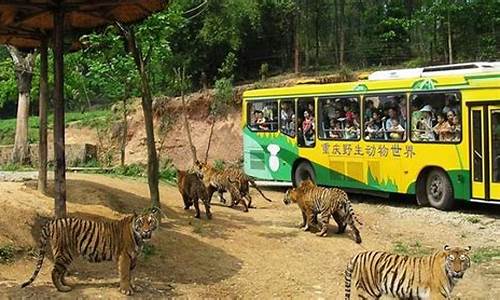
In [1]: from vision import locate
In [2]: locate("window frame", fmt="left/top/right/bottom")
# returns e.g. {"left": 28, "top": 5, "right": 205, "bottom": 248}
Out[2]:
{"left": 279, "top": 98, "right": 296, "bottom": 138}
{"left": 246, "top": 99, "right": 279, "bottom": 133}
{"left": 317, "top": 95, "right": 362, "bottom": 142}
{"left": 362, "top": 93, "right": 409, "bottom": 143}
{"left": 409, "top": 90, "right": 462, "bottom": 145}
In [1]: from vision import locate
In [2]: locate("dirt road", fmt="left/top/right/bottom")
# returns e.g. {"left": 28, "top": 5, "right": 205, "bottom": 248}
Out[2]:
{"left": 0, "top": 174, "right": 498, "bottom": 299}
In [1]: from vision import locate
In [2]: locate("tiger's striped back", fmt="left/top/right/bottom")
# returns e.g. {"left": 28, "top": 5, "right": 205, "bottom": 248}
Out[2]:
{"left": 21, "top": 212, "right": 158, "bottom": 293}
{"left": 345, "top": 246, "right": 472, "bottom": 299}
{"left": 284, "top": 180, "right": 362, "bottom": 243}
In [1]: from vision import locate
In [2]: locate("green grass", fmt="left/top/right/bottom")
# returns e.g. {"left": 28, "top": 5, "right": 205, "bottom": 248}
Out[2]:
{"left": 141, "top": 244, "right": 156, "bottom": 260}
{"left": 0, "top": 109, "right": 114, "bottom": 145}
{"left": 471, "top": 247, "right": 500, "bottom": 264}
{"left": 464, "top": 216, "right": 481, "bottom": 224}
{"left": 0, "top": 163, "right": 35, "bottom": 171}
{"left": 0, "top": 245, "right": 15, "bottom": 264}
{"left": 392, "top": 241, "right": 433, "bottom": 256}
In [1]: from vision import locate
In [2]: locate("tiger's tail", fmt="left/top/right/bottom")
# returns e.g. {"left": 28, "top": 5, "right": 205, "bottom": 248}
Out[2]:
{"left": 344, "top": 256, "right": 356, "bottom": 300}
{"left": 248, "top": 179, "right": 273, "bottom": 202}
{"left": 21, "top": 223, "right": 50, "bottom": 288}
{"left": 345, "top": 199, "right": 363, "bottom": 226}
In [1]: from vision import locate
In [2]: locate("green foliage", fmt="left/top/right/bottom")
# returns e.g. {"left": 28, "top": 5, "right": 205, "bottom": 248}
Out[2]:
{"left": 213, "top": 159, "right": 226, "bottom": 172}
{"left": 211, "top": 78, "right": 233, "bottom": 117}
{"left": 392, "top": 241, "right": 433, "bottom": 256}
{"left": 0, "top": 245, "right": 15, "bottom": 264}
{"left": 113, "top": 163, "right": 146, "bottom": 177}
{"left": 465, "top": 216, "right": 481, "bottom": 224}
{"left": 141, "top": 244, "right": 156, "bottom": 260}
{"left": 471, "top": 247, "right": 500, "bottom": 264}
{"left": 0, "top": 163, "right": 34, "bottom": 171}
{"left": 259, "top": 63, "right": 269, "bottom": 81}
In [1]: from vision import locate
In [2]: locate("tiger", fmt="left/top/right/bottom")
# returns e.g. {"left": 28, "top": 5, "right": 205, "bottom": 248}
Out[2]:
{"left": 283, "top": 179, "right": 362, "bottom": 243}
{"left": 195, "top": 160, "right": 272, "bottom": 210}
{"left": 344, "top": 245, "right": 472, "bottom": 300}
{"left": 177, "top": 169, "right": 212, "bottom": 219}
{"left": 21, "top": 209, "right": 159, "bottom": 295}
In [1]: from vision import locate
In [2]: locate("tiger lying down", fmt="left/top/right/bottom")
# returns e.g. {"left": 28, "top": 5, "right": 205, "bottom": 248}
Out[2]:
{"left": 21, "top": 210, "right": 159, "bottom": 295}
{"left": 284, "top": 179, "right": 362, "bottom": 243}
{"left": 345, "top": 245, "right": 472, "bottom": 300}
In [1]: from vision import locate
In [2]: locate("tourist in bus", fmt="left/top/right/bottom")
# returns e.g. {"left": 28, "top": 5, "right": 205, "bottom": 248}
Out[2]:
{"left": 388, "top": 118, "right": 405, "bottom": 140}
{"left": 345, "top": 119, "right": 359, "bottom": 140}
{"left": 329, "top": 119, "right": 343, "bottom": 139}
{"left": 254, "top": 110, "right": 269, "bottom": 131}
{"left": 280, "top": 102, "right": 294, "bottom": 134}
{"left": 447, "top": 110, "right": 461, "bottom": 141}
{"left": 303, "top": 110, "right": 315, "bottom": 145}
{"left": 365, "top": 110, "right": 384, "bottom": 140}
{"left": 384, "top": 107, "right": 405, "bottom": 140}
{"left": 433, "top": 112, "right": 453, "bottom": 141}
{"left": 365, "top": 100, "right": 374, "bottom": 120}
{"left": 442, "top": 95, "right": 458, "bottom": 115}
{"left": 415, "top": 105, "right": 435, "bottom": 141}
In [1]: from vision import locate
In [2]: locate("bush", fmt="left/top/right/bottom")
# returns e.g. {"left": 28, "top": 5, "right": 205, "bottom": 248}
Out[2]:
{"left": 260, "top": 63, "right": 269, "bottom": 81}
{"left": 338, "top": 66, "right": 355, "bottom": 82}
{"left": 0, "top": 245, "right": 15, "bottom": 264}
{"left": 212, "top": 77, "right": 233, "bottom": 117}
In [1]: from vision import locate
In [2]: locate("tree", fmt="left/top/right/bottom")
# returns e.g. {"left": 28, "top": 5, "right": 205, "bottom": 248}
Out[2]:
{"left": 117, "top": 23, "right": 160, "bottom": 209}
{"left": 7, "top": 46, "right": 36, "bottom": 165}
{"left": 173, "top": 67, "right": 198, "bottom": 164}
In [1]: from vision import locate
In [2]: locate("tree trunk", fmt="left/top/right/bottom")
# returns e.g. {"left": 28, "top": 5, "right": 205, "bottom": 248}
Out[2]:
{"left": 38, "top": 38, "right": 48, "bottom": 194}
{"left": 121, "top": 25, "right": 160, "bottom": 209}
{"left": 181, "top": 93, "right": 198, "bottom": 164}
{"left": 315, "top": 0, "right": 320, "bottom": 67}
{"left": 7, "top": 46, "right": 35, "bottom": 165}
{"left": 120, "top": 96, "right": 128, "bottom": 167}
{"left": 447, "top": 10, "right": 453, "bottom": 64}
{"left": 338, "top": 0, "right": 345, "bottom": 66}
{"left": 204, "top": 117, "right": 215, "bottom": 163}
{"left": 53, "top": 8, "right": 67, "bottom": 218}
{"left": 294, "top": 12, "right": 300, "bottom": 74}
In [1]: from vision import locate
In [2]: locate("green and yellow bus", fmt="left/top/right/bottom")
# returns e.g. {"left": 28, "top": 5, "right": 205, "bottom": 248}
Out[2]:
{"left": 242, "top": 63, "right": 500, "bottom": 210}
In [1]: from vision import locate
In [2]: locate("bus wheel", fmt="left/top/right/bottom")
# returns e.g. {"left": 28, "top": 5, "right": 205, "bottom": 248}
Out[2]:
{"left": 425, "top": 169, "right": 454, "bottom": 210}
{"left": 293, "top": 161, "right": 315, "bottom": 187}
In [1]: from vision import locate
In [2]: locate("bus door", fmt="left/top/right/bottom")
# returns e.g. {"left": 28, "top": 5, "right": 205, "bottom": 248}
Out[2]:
{"left": 469, "top": 104, "right": 500, "bottom": 201}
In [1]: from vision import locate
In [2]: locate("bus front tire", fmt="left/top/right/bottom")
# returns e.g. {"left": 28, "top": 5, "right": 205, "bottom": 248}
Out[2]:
{"left": 293, "top": 161, "right": 315, "bottom": 187}
{"left": 424, "top": 169, "right": 454, "bottom": 211}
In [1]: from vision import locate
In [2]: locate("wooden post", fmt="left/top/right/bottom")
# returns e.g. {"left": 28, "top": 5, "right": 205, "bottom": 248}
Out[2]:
{"left": 38, "top": 37, "right": 48, "bottom": 194}
{"left": 53, "top": 6, "right": 67, "bottom": 218}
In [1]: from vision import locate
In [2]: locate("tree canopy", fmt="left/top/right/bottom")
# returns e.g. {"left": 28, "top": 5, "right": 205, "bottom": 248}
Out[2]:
{"left": 0, "top": 0, "right": 498, "bottom": 116}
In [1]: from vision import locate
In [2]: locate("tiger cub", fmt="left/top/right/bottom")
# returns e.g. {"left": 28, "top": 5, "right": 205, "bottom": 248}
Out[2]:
{"left": 195, "top": 161, "right": 272, "bottom": 210}
{"left": 177, "top": 169, "right": 212, "bottom": 219}
{"left": 283, "top": 179, "right": 362, "bottom": 243}
{"left": 344, "top": 245, "right": 472, "bottom": 300}
{"left": 21, "top": 210, "right": 159, "bottom": 295}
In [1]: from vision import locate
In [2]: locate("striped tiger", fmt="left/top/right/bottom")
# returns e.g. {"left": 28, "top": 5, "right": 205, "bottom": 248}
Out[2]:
{"left": 177, "top": 169, "right": 212, "bottom": 219}
{"left": 195, "top": 161, "right": 272, "bottom": 211}
{"left": 21, "top": 210, "right": 159, "bottom": 295}
{"left": 283, "top": 179, "right": 362, "bottom": 243}
{"left": 344, "top": 245, "right": 472, "bottom": 300}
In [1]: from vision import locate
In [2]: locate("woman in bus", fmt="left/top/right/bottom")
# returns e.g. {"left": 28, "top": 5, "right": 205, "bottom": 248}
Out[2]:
{"left": 302, "top": 110, "right": 315, "bottom": 145}
{"left": 433, "top": 112, "right": 453, "bottom": 141}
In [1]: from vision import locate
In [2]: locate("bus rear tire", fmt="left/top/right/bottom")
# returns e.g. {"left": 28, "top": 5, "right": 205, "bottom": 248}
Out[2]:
{"left": 425, "top": 169, "right": 454, "bottom": 211}
{"left": 293, "top": 161, "right": 315, "bottom": 187}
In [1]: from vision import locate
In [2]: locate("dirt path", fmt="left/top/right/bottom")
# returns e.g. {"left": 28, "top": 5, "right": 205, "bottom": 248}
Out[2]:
{"left": 0, "top": 174, "right": 498, "bottom": 299}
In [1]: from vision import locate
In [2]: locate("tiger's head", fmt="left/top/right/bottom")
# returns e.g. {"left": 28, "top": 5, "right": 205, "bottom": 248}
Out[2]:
{"left": 443, "top": 245, "right": 471, "bottom": 279}
{"left": 283, "top": 188, "right": 298, "bottom": 205}
{"left": 132, "top": 209, "right": 159, "bottom": 241}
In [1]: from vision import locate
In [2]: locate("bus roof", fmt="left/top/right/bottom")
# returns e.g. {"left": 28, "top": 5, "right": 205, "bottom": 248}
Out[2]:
{"left": 243, "top": 69, "right": 500, "bottom": 100}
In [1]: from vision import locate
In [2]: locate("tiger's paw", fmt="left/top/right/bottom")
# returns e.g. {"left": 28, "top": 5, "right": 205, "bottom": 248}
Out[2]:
{"left": 316, "top": 231, "right": 328, "bottom": 237}
{"left": 302, "top": 225, "right": 310, "bottom": 232}
{"left": 194, "top": 214, "right": 201, "bottom": 219}
{"left": 120, "top": 286, "right": 134, "bottom": 296}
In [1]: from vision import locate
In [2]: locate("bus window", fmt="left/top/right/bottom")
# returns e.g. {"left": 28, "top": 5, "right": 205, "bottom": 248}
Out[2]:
{"left": 492, "top": 110, "right": 500, "bottom": 182}
{"left": 409, "top": 92, "right": 461, "bottom": 143}
{"left": 247, "top": 100, "right": 278, "bottom": 132}
{"left": 364, "top": 94, "right": 407, "bottom": 141}
{"left": 280, "top": 99, "right": 295, "bottom": 137}
{"left": 319, "top": 96, "right": 360, "bottom": 140}
{"left": 297, "top": 98, "right": 315, "bottom": 147}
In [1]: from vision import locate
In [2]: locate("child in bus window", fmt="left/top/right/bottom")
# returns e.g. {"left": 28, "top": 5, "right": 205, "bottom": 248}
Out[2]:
{"left": 329, "top": 119, "right": 343, "bottom": 139}
{"left": 388, "top": 118, "right": 405, "bottom": 140}
{"left": 345, "top": 120, "right": 359, "bottom": 140}
{"left": 433, "top": 112, "right": 453, "bottom": 141}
